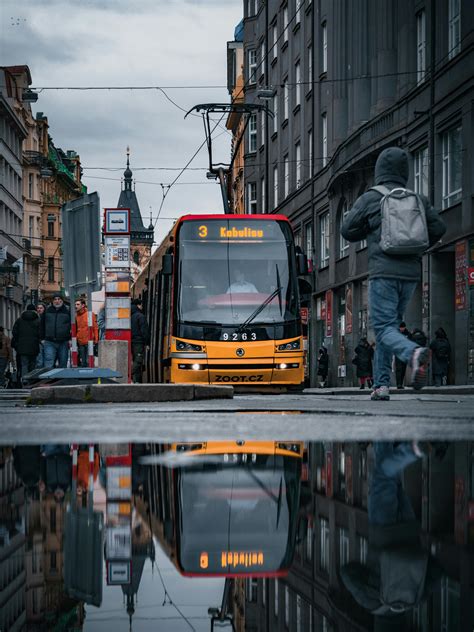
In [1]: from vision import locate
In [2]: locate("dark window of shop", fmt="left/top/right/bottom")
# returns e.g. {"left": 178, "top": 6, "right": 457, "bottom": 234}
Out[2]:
{"left": 48, "top": 257, "right": 55, "bottom": 282}
{"left": 50, "top": 507, "right": 56, "bottom": 533}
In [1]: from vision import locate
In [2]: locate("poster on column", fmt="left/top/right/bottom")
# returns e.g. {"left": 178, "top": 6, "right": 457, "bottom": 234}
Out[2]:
{"left": 105, "top": 236, "right": 131, "bottom": 269}
{"left": 455, "top": 241, "right": 467, "bottom": 311}
{"left": 345, "top": 285, "right": 353, "bottom": 334}
{"left": 325, "top": 290, "right": 333, "bottom": 337}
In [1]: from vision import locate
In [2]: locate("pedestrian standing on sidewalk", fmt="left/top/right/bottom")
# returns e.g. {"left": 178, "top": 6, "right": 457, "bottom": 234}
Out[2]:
{"left": 411, "top": 327, "right": 427, "bottom": 348}
{"left": 353, "top": 337, "right": 374, "bottom": 389}
{"left": 12, "top": 304, "right": 41, "bottom": 384}
{"left": 341, "top": 147, "right": 446, "bottom": 400}
{"left": 394, "top": 322, "right": 411, "bottom": 389}
{"left": 430, "top": 327, "right": 451, "bottom": 387}
{"left": 131, "top": 298, "right": 150, "bottom": 383}
{"left": 74, "top": 298, "right": 98, "bottom": 367}
{"left": 36, "top": 302, "right": 46, "bottom": 368}
{"left": 97, "top": 303, "right": 106, "bottom": 340}
{"left": 0, "top": 326, "right": 12, "bottom": 386}
{"left": 317, "top": 346, "right": 329, "bottom": 387}
{"left": 43, "top": 294, "right": 71, "bottom": 368}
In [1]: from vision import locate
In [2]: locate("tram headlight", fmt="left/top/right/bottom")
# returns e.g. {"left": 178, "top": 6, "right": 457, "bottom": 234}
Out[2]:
{"left": 191, "top": 363, "right": 202, "bottom": 371}
{"left": 275, "top": 363, "right": 299, "bottom": 370}
{"left": 176, "top": 340, "right": 203, "bottom": 352}
{"left": 277, "top": 340, "right": 300, "bottom": 351}
{"left": 178, "top": 363, "right": 205, "bottom": 371}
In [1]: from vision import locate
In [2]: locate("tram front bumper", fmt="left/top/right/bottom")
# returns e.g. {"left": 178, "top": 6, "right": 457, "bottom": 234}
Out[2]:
{"left": 171, "top": 358, "right": 303, "bottom": 385}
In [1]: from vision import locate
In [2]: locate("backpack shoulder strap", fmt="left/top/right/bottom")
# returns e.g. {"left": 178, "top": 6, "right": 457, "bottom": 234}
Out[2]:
{"left": 370, "top": 185, "right": 391, "bottom": 196}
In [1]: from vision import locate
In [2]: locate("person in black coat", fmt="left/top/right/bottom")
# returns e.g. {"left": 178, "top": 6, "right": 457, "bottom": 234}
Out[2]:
{"left": 317, "top": 346, "right": 329, "bottom": 387}
{"left": 131, "top": 299, "right": 150, "bottom": 383}
{"left": 43, "top": 294, "right": 71, "bottom": 368}
{"left": 12, "top": 304, "right": 41, "bottom": 382}
{"left": 411, "top": 328, "right": 427, "bottom": 348}
{"left": 353, "top": 337, "right": 374, "bottom": 389}
{"left": 430, "top": 327, "right": 451, "bottom": 387}
{"left": 39, "top": 444, "right": 72, "bottom": 502}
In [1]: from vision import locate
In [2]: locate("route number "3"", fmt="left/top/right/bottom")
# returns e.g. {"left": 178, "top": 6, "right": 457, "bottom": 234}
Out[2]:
{"left": 198, "top": 225, "right": 208, "bottom": 238}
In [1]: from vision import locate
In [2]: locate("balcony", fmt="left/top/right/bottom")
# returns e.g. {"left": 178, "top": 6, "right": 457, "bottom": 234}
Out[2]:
{"left": 23, "top": 150, "right": 44, "bottom": 166}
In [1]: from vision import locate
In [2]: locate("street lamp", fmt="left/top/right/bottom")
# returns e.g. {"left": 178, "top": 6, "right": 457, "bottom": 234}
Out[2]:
{"left": 22, "top": 88, "right": 39, "bottom": 103}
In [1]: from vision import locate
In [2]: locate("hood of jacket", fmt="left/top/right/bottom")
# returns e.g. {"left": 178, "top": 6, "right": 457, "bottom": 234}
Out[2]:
{"left": 374, "top": 147, "right": 409, "bottom": 186}
{"left": 21, "top": 310, "right": 39, "bottom": 322}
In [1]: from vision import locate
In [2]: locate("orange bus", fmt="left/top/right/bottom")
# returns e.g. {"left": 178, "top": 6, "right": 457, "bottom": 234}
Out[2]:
{"left": 133, "top": 214, "right": 307, "bottom": 386}
{"left": 144, "top": 441, "right": 303, "bottom": 577}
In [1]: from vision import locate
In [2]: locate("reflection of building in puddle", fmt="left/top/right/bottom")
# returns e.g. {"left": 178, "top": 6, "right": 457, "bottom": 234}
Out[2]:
{"left": 236, "top": 410, "right": 302, "bottom": 415}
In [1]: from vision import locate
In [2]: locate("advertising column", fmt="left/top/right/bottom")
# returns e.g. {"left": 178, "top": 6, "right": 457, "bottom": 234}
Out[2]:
{"left": 103, "top": 208, "right": 132, "bottom": 382}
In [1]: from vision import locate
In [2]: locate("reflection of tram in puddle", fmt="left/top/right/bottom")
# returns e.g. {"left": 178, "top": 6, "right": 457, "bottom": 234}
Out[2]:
{"left": 140, "top": 441, "right": 307, "bottom": 578}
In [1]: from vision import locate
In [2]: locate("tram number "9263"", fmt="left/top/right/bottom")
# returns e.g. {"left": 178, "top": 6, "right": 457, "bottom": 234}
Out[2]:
{"left": 222, "top": 332, "right": 257, "bottom": 341}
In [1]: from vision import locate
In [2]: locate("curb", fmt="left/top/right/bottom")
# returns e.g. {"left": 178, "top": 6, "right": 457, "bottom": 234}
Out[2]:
{"left": 303, "top": 386, "right": 474, "bottom": 396}
{"left": 27, "top": 383, "right": 233, "bottom": 405}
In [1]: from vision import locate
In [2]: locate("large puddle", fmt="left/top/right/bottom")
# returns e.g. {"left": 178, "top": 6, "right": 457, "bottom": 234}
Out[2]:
{"left": 0, "top": 440, "right": 467, "bottom": 631}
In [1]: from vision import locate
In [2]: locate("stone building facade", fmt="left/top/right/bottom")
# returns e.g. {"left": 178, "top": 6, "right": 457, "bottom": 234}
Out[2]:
{"left": 239, "top": 0, "right": 474, "bottom": 386}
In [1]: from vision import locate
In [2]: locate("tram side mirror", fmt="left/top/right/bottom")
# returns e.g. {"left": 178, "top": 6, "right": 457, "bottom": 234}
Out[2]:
{"left": 296, "top": 252, "right": 309, "bottom": 276}
{"left": 162, "top": 253, "right": 173, "bottom": 275}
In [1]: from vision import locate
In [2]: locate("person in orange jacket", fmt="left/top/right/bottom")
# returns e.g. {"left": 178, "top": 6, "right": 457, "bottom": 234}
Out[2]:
{"left": 76, "top": 447, "right": 100, "bottom": 496}
{"left": 74, "top": 298, "right": 98, "bottom": 367}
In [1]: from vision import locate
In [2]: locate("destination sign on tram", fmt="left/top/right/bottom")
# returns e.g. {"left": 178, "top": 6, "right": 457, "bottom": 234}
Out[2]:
{"left": 180, "top": 220, "right": 285, "bottom": 242}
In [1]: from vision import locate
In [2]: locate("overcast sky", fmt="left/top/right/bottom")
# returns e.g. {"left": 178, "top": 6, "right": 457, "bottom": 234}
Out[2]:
{"left": 2, "top": 0, "right": 242, "bottom": 243}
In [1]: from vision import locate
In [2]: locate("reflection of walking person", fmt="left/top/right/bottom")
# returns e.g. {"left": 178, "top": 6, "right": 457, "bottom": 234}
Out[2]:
{"left": 430, "top": 327, "right": 451, "bottom": 387}
{"left": 317, "top": 346, "right": 329, "bottom": 387}
{"left": 341, "top": 147, "right": 446, "bottom": 401}
{"left": 340, "top": 442, "right": 443, "bottom": 629}
{"left": 131, "top": 298, "right": 150, "bottom": 383}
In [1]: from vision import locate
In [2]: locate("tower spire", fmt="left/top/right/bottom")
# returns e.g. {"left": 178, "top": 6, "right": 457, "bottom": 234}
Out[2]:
{"left": 124, "top": 146, "right": 132, "bottom": 191}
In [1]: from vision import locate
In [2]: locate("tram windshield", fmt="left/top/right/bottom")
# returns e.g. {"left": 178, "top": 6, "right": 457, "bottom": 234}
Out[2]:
{"left": 176, "top": 219, "right": 299, "bottom": 328}
{"left": 176, "top": 455, "right": 301, "bottom": 574}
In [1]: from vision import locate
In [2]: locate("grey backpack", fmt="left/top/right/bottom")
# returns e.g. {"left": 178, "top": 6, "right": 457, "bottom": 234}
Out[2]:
{"left": 371, "top": 185, "right": 429, "bottom": 255}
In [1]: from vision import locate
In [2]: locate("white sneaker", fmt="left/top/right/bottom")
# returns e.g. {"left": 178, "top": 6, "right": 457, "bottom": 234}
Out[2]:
{"left": 370, "top": 386, "right": 390, "bottom": 401}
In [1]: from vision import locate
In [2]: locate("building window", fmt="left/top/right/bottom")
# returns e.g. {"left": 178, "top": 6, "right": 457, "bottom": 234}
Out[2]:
{"left": 273, "top": 94, "right": 278, "bottom": 133}
{"left": 260, "top": 109, "right": 266, "bottom": 147}
{"left": 414, "top": 147, "right": 429, "bottom": 197}
{"left": 28, "top": 173, "right": 33, "bottom": 198}
{"left": 339, "top": 527, "right": 350, "bottom": 566}
{"left": 308, "top": 129, "right": 313, "bottom": 176}
{"left": 283, "top": 78, "right": 289, "bottom": 121}
{"left": 260, "top": 41, "right": 265, "bottom": 77}
{"left": 320, "top": 212, "right": 329, "bottom": 268}
{"left": 247, "top": 182, "right": 257, "bottom": 214}
{"left": 295, "top": 142, "right": 301, "bottom": 188}
{"left": 305, "top": 221, "right": 313, "bottom": 261}
{"left": 283, "top": 5, "right": 288, "bottom": 43}
{"left": 274, "top": 579, "right": 279, "bottom": 616}
{"left": 322, "top": 113, "right": 328, "bottom": 167}
{"left": 295, "top": 0, "right": 302, "bottom": 24}
{"left": 322, "top": 21, "right": 328, "bottom": 73}
{"left": 285, "top": 586, "right": 290, "bottom": 626}
{"left": 448, "top": 0, "right": 461, "bottom": 59}
{"left": 308, "top": 44, "right": 313, "bottom": 87}
{"left": 305, "top": 522, "right": 313, "bottom": 561}
{"left": 272, "top": 23, "right": 278, "bottom": 59}
{"left": 248, "top": 113, "right": 257, "bottom": 152}
{"left": 50, "top": 507, "right": 56, "bottom": 533}
{"left": 442, "top": 125, "right": 462, "bottom": 209}
{"left": 358, "top": 535, "right": 368, "bottom": 564}
{"left": 261, "top": 176, "right": 265, "bottom": 213}
{"left": 339, "top": 201, "right": 349, "bottom": 258}
{"left": 48, "top": 257, "right": 55, "bottom": 282}
{"left": 273, "top": 165, "right": 279, "bottom": 208}
{"left": 416, "top": 10, "right": 426, "bottom": 84}
{"left": 50, "top": 551, "right": 57, "bottom": 570}
{"left": 248, "top": 49, "right": 257, "bottom": 84}
{"left": 295, "top": 61, "right": 301, "bottom": 107}
{"left": 246, "top": 0, "right": 257, "bottom": 17}
{"left": 320, "top": 517, "right": 330, "bottom": 571}
{"left": 296, "top": 595, "right": 302, "bottom": 632}
{"left": 284, "top": 154, "right": 289, "bottom": 198}
{"left": 48, "top": 219, "right": 55, "bottom": 238}
{"left": 28, "top": 215, "right": 33, "bottom": 240}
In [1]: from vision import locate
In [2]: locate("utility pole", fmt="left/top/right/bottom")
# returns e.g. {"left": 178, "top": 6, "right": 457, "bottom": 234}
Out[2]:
{"left": 185, "top": 103, "right": 272, "bottom": 214}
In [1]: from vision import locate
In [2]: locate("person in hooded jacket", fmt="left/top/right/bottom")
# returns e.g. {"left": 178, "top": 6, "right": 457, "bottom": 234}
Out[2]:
{"left": 12, "top": 304, "right": 41, "bottom": 382}
{"left": 0, "top": 326, "right": 12, "bottom": 385}
{"left": 353, "top": 337, "right": 374, "bottom": 389}
{"left": 317, "top": 346, "right": 329, "bottom": 387}
{"left": 341, "top": 147, "right": 446, "bottom": 400}
{"left": 430, "top": 327, "right": 451, "bottom": 387}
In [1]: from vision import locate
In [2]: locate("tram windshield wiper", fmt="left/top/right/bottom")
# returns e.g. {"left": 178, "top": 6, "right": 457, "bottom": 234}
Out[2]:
{"left": 236, "top": 287, "right": 281, "bottom": 333}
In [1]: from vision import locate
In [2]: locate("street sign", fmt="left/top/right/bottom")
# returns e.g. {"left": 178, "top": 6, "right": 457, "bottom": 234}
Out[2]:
{"left": 62, "top": 192, "right": 102, "bottom": 295}
{"left": 105, "top": 208, "right": 130, "bottom": 234}
{"left": 105, "top": 236, "right": 130, "bottom": 268}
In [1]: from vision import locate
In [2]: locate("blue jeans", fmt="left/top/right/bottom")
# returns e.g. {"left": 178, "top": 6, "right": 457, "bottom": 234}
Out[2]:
{"left": 78, "top": 344, "right": 88, "bottom": 367}
{"left": 368, "top": 442, "right": 420, "bottom": 526}
{"left": 369, "top": 278, "right": 418, "bottom": 388}
{"left": 36, "top": 342, "right": 45, "bottom": 368}
{"left": 43, "top": 340, "right": 69, "bottom": 368}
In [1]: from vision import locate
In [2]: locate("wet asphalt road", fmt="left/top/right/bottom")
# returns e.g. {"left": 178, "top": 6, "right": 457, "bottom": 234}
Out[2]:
{"left": 1, "top": 390, "right": 473, "bottom": 444}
